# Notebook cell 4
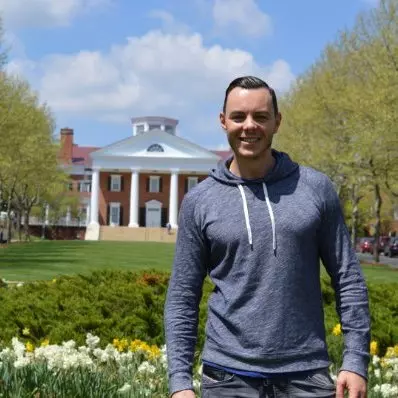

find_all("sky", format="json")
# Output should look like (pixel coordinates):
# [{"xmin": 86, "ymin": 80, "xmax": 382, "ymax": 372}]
[{"xmin": 2, "ymin": 0, "xmax": 379, "ymax": 150}]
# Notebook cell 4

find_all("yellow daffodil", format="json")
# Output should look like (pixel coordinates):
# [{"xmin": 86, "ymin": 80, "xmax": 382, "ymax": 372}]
[
  {"xmin": 25, "ymin": 341, "xmax": 34, "ymax": 353},
  {"xmin": 370, "ymin": 341, "xmax": 378, "ymax": 356},
  {"xmin": 147, "ymin": 345, "xmax": 161, "ymax": 360},
  {"xmin": 113, "ymin": 338, "xmax": 128, "ymax": 352},
  {"xmin": 332, "ymin": 323, "xmax": 342, "ymax": 336},
  {"xmin": 385, "ymin": 346, "xmax": 395, "ymax": 358}
]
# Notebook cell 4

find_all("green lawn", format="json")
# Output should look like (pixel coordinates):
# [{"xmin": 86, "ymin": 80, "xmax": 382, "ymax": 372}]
[
  {"xmin": 0, "ymin": 241, "xmax": 397, "ymax": 283},
  {"xmin": 0, "ymin": 241, "xmax": 175, "ymax": 281}
]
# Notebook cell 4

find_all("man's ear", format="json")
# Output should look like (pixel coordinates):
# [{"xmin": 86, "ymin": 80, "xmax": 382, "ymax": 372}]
[
  {"xmin": 274, "ymin": 112, "xmax": 282, "ymax": 134},
  {"xmin": 220, "ymin": 112, "xmax": 227, "ymax": 131}
]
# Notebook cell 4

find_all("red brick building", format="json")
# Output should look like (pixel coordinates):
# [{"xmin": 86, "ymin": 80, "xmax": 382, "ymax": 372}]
[{"xmin": 58, "ymin": 116, "xmax": 230, "ymax": 240}]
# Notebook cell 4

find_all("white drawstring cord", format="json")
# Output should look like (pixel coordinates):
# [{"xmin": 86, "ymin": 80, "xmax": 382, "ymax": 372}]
[
  {"xmin": 238, "ymin": 183, "xmax": 277, "ymax": 254},
  {"xmin": 263, "ymin": 183, "xmax": 276, "ymax": 255},
  {"xmin": 238, "ymin": 184, "xmax": 253, "ymax": 248}
]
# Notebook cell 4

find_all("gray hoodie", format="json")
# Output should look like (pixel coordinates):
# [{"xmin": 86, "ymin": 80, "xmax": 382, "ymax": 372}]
[{"xmin": 164, "ymin": 150, "xmax": 370, "ymax": 395}]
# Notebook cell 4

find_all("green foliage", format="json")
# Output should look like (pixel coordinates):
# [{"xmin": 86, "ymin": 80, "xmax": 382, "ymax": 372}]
[{"xmin": 0, "ymin": 270, "xmax": 396, "ymax": 366}]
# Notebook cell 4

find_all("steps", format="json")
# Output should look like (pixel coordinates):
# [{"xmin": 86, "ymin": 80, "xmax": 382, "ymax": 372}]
[{"xmin": 99, "ymin": 226, "xmax": 176, "ymax": 243}]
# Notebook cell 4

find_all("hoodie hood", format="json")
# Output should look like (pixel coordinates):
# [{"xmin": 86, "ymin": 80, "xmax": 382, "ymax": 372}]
[
  {"xmin": 209, "ymin": 150, "xmax": 299, "ymax": 254},
  {"xmin": 209, "ymin": 149, "xmax": 299, "ymax": 186}
]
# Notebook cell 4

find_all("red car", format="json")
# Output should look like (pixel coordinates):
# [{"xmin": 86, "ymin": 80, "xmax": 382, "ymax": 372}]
[
  {"xmin": 358, "ymin": 236, "xmax": 390, "ymax": 254},
  {"xmin": 359, "ymin": 238, "xmax": 374, "ymax": 253}
]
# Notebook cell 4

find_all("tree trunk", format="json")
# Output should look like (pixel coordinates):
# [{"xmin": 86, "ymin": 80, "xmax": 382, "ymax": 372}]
[
  {"xmin": 351, "ymin": 184, "xmax": 360, "ymax": 248},
  {"xmin": 24, "ymin": 209, "xmax": 31, "ymax": 241},
  {"xmin": 373, "ymin": 183, "xmax": 382, "ymax": 263},
  {"xmin": 16, "ymin": 211, "xmax": 22, "ymax": 241},
  {"xmin": 5, "ymin": 193, "xmax": 12, "ymax": 244}
]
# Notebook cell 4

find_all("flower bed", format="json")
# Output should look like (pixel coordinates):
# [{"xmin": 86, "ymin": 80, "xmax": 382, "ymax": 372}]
[
  {"xmin": 0, "ymin": 333, "xmax": 201, "ymax": 397},
  {"xmin": 0, "ymin": 332, "xmax": 396, "ymax": 397}
]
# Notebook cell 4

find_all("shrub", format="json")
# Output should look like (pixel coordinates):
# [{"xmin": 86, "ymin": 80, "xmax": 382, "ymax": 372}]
[{"xmin": 0, "ymin": 270, "xmax": 396, "ymax": 363}]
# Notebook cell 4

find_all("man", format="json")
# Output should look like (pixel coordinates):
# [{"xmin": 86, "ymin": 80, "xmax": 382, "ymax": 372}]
[{"xmin": 164, "ymin": 76, "xmax": 370, "ymax": 398}]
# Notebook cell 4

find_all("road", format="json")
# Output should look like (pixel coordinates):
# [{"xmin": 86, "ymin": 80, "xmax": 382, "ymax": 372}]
[{"xmin": 356, "ymin": 252, "xmax": 398, "ymax": 269}]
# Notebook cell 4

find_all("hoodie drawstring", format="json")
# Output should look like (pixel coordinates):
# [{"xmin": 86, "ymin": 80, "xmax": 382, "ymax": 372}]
[
  {"xmin": 238, "ymin": 185, "xmax": 253, "ymax": 248},
  {"xmin": 262, "ymin": 183, "xmax": 277, "ymax": 254},
  {"xmin": 238, "ymin": 183, "xmax": 277, "ymax": 254}
]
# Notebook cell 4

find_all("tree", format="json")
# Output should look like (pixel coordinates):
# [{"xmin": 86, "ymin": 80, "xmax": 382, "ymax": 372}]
[{"xmin": 276, "ymin": 0, "xmax": 398, "ymax": 262}]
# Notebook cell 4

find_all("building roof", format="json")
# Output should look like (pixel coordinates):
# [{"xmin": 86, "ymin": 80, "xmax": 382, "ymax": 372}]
[
  {"xmin": 72, "ymin": 145, "xmax": 232, "ymax": 167},
  {"xmin": 72, "ymin": 145, "xmax": 100, "ymax": 167}
]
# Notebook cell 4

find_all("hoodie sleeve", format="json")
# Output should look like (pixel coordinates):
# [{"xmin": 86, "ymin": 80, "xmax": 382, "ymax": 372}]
[
  {"xmin": 164, "ymin": 192, "xmax": 209, "ymax": 396},
  {"xmin": 318, "ymin": 177, "xmax": 370, "ymax": 379}
]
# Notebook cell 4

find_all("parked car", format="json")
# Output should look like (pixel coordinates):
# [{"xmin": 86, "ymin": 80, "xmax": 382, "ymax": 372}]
[
  {"xmin": 358, "ymin": 237, "xmax": 374, "ymax": 253},
  {"xmin": 384, "ymin": 237, "xmax": 398, "ymax": 257},
  {"xmin": 357, "ymin": 236, "xmax": 390, "ymax": 254},
  {"xmin": 379, "ymin": 236, "xmax": 391, "ymax": 254}
]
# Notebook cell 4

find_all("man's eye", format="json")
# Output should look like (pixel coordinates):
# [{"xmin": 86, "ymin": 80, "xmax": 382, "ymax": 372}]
[{"xmin": 232, "ymin": 115, "xmax": 245, "ymax": 122}]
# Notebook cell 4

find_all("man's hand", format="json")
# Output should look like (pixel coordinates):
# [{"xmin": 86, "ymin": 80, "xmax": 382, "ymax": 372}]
[
  {"xmin": 171, "ymin": 389, "xmax": 196, "ymax": 398},
  {"xmin": 336, "ymin": 370, "xmax": 367, "ymax": 398}
]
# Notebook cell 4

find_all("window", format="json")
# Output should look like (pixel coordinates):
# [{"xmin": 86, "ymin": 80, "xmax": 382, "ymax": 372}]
[
  {"xmin": 110, "ymin": 175, "xmax": 121, "ymax": 192},
  {"xmin": 79, "ymin": 181, "xmax": 91, "ymax": 192},
  {"xmin": 187, "ymin": 177, "xmax": 199, "ymax": 192},
  {"xmin": 165, "ymin": 125, "xmax": 174, "ymax": 134},
  {"xmin": 147, "ymin": 144, "xmax": 164, "ymax": 152},
  {"xmin": 148, "ymin": 124, "xmax": 161, "ymax": 131},
  {"xmin": 136, "ymin": 124, "xmax": 145, "ymax": 134},
  {"xmin": 67, "ymin": 182, "xmax": 74, "ymax": 191},
  {"xmin": 149, "ymin": 176, "xmax": 160, "ymax": 193}
]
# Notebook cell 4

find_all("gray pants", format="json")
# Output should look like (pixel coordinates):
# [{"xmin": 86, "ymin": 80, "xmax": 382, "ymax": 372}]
[{"xmin": 201, "ymin": 365, "xmax": 336, "ymax": 398}]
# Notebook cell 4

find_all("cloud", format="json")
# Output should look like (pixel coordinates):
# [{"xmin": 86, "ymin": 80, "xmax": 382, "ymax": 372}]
[
  {"xmin": 212, "ymin": 0, "xmax": 272, "ymax": 37},
  {"xmin": 9, "ymin": 30, "xmax": 295, "ymax": 139},
  {"xmin": 148, "ymin": 9, "xmax": 191, "ymax": 35},
  {"xmin": 0, "ymin": 0, "xmax": 111, "ymax": 28}
]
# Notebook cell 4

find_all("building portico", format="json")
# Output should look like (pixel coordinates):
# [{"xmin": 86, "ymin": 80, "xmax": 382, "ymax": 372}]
[{"xmin": 83, "ymin": 117, "xmax": 224, "ymax": 239}]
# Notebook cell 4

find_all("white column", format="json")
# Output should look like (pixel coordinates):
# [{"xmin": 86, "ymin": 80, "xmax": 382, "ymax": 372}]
[
  {"xmin": 86, "ymin": 204, "xmax": 90, "ymax": 225},
  {"xmin": 66, "ymin": 206, "xmax": 71, "ymax": 226},
  {"xmin": 168, "ymin": 170, "xmax": 179, "ymax": 229},
  {"xmin": 90, "ymin": 168, "xmax": 100, "ymax": 225},
  {"xmin": 45, "ymin": 204, "xmax": 50, "ymax": 226},
  {"xmin": 129, "ymin": 169, "xmax": 140, "ymax": 227}
]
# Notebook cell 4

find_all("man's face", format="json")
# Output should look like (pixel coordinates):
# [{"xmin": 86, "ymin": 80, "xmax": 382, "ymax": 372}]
[{"xmin": 220, "ymin": 87, "xmax": 281, "ymax": 160}]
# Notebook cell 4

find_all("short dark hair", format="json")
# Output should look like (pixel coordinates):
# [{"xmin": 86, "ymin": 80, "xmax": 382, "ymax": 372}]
[{"xmin": 222, "ymin": 76, "xmax": 279, "ymax": 116}]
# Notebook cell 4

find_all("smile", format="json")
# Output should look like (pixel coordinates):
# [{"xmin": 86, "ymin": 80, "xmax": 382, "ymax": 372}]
[{"xmin": 240, "ymin": 137, "xmax": 260, "ymax": 143}]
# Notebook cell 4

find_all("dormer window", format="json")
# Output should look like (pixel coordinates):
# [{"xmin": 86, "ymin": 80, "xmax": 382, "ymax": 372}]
[
  {"xmin": 147, "ymin": 144, "xmax": 164, "ymax": 152},
  {"xmin": 165, "ymin": 125, "xmax": 175, "ymax": 134},
  {"xmin": 148, "ymin": 124, "xmax": 162, "ymax": 131},
  {"xmin": 136, "ymin": 124, "xmax": 145, "ymax": 135}
]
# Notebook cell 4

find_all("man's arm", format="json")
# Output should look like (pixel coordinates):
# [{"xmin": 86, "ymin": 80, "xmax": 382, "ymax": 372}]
[
  {"xmin": 318, "ymin": 177, "xmax": 370, "ymax": 384},
  {"xmin": 164, "ymin": 193, "xmax": 208, "ymax": 396}
]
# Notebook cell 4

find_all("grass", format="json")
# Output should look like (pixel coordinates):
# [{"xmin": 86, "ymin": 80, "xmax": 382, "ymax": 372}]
[
  {"xmin": 0, "ymin": 241, "xmax": 175, "ymax": 281},
  {"xmin": 0, "ymin": 240, "xmax": 397, "ymax": 283}
]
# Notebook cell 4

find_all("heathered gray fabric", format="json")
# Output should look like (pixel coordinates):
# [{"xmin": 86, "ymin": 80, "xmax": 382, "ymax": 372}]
[{"xmin": 164, "ymin": 150, "xmax": 370, "ymax": 396}]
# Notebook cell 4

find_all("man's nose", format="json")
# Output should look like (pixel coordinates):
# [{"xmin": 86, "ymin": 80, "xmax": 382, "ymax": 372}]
[{"xmin": 242, "ymin": 116, "xmax": 256, "ymax": 130}]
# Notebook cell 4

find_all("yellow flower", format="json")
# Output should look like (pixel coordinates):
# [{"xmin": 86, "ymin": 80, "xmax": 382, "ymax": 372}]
[
  {"xmin": 25, "ymin": 341, "xmax": 34, "ymax": 353},
  {"xmin": 385, "ymin": 346, "xmax": 395, "ymax": 358},
  {"xmin": 52, "ymin": 279, "xmax": 57, "ymax": 283},
  {"xmin": 41, "ymin": 339, "xmax": 49, "ymax": 347},
  {"xmin": 147, "ymin": 345, "xmax": 161, "ymax": 360},
  {"xmin": 22, "ymin": 327, "xmax": 30, "ymax": 336},
  {"xmin": 370, "ymin": 341, "xmax": 378, "ymax": 356},
  {"xmin": 332, "ymin": 323, "xmax": 342, "ymax": 336},
  {"xmin": 113, "ymin": 338, "xmax": 128, "ymax": 352},
  {"xmin": 129, "ymin": 339, "xmax": 145, "ymax": 352}
]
